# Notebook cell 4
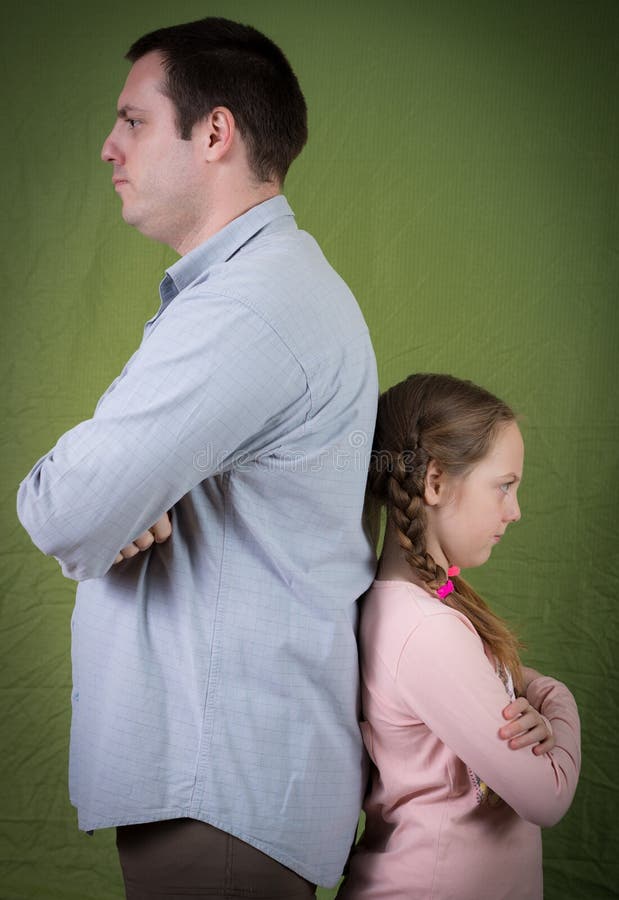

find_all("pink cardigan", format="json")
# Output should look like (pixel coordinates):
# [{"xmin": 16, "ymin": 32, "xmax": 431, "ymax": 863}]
[{"xmin": 340, "ymin": 580, "xmax": 580, "ymax": 900}]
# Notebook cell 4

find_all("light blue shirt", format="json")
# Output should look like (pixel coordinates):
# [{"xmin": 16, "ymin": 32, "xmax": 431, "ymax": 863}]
[{"xmin": 17, "ymin": 195, "xmax": 378, "ymax": 886}]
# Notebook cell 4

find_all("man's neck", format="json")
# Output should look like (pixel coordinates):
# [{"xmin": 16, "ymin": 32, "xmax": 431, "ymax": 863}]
[{"xmin": 175, "ymin": 183, "xmax": 281, "ymax": 256}]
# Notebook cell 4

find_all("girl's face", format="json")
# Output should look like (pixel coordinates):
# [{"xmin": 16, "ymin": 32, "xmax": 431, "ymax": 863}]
[{"xmin": 425, "ymin": 421, "xmax": 524, "ymax": 572}]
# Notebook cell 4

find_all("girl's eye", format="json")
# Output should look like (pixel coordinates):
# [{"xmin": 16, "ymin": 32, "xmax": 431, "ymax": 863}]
[{"xmin": 499, "ymin": 482, "xmax": 513, "ymax": 495}]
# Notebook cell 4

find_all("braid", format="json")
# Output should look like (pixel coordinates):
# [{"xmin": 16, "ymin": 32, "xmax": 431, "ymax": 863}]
[{"xmin": 386, "ymin": 448, "xmax": 445, "ymax": 593}]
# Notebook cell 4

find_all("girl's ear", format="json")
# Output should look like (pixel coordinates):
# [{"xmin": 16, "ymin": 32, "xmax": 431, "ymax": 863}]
[{"xmin": 424, "ymin": 460, "xmax": 444, "ymax": 506}]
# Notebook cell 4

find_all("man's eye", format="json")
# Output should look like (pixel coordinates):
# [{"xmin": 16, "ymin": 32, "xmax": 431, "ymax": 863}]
[{"xmin": 127, "ymin": 118, "xmax": 139, "ymax": 129}]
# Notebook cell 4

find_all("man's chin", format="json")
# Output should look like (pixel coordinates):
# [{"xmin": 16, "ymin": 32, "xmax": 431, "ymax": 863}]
[
  {"xmin": 121, "ymin": 207, "xmax": 150, "ymax": 236},
  {"xmin": 120, "ymin": 210, "xmax": 169, "ymax": 246},
  {"xmin": 121, "ymin": 205, "xmax": 138, "ymax": 227}
]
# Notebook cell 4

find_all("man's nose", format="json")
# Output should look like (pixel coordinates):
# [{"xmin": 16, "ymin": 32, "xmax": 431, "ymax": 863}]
[{"xmin": 101, "ymin": 129, "xmax": 122, "ymax": 164}]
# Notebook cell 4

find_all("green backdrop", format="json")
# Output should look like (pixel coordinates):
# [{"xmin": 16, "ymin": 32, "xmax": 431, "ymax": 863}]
[{"xmin": 2, "ymin": 1, "xmax": 617, "ymax": 898}]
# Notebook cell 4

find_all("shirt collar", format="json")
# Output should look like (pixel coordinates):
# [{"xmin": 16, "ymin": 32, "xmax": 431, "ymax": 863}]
[{"xmin": 160, "ymin": 195, "xmax": 295, "ymax": 304}]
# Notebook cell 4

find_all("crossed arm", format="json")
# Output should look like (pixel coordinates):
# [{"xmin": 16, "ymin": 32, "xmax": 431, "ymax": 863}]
[
  {"xmin": 500, "ymin": 666, "xmax": 556, "ymax": 754},
  {"xmin": 17, "ymin": 290, "xmax": 309, "ymax": 581},
  {"xmin": 397, "ymin": 615, "xmax": 580, "ymax": 826}
]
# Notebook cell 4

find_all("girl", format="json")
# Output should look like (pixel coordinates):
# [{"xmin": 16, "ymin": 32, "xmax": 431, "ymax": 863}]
[{"xmin": 340, "ymin": 374, "xmax": 580, "ymax": 900}]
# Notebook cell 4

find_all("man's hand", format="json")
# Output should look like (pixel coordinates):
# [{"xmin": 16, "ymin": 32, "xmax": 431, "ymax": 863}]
[
  {"xmin": 499, "ymin": 695, "xmax": 555, "ymax": 755},
  {"xmin": 113, "ymin": 512, "xmax": 172, "ymax": 564}
]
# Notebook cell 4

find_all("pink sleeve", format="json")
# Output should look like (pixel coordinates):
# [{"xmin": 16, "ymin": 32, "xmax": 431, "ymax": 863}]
[{"xmin": 397, "ymin": 612, "xmax": 581, "ymax": 827}]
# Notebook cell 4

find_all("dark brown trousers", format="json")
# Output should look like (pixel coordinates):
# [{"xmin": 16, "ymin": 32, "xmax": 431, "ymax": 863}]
[{"xmin": 116, "ymin": 818, "xmax": 316, "ymax": 900}]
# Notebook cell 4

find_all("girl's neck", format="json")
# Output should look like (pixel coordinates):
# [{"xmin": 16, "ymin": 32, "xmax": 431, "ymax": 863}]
[
  {"xmin": 375, "ymin": 523, "xmax": 414, "ymax": 582},
  {"xmin": 377, "ymin": 521, "xmax": 449, "ymax": 582}
]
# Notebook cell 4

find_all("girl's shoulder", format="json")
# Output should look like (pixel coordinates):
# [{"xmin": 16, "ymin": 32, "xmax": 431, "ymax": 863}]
[
  {"xmin": 364, "ymin": 578, "xmax": 474, "ymax": 621},
  {"xmin": 360, "ymin": 579, "xmax": 480, "ymax": 658}
]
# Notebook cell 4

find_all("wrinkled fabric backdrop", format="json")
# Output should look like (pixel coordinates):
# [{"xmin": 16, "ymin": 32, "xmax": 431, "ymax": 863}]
[{"xmin": 2, "ymin": 1, "xmax": 617, "ymax": 898}]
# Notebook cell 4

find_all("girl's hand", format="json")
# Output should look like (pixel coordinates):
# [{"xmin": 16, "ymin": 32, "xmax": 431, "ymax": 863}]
[{"xmin": 499, "ymin": 696, "xmax": 555, "ymax": 755}]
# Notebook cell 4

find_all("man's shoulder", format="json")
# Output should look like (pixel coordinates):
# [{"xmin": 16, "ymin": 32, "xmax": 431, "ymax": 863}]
[
  {"xmin": 180, "ymin": 227, "xmax": 371, "ymax": 356},
  {"xmin": 205, "ymin": 224, "xmax": 348, "ymax": 300}
]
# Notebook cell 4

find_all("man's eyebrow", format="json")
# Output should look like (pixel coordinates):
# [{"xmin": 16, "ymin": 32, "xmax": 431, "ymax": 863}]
[{"xmin": 117, "ymin": 105, "xmax": 148, "ymax": 119}]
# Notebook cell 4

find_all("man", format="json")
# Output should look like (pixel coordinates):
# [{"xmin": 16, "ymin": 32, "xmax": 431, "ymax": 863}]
[{"xmin": 17, "ymin": 17, "xmax": 378, "ymax": 900}]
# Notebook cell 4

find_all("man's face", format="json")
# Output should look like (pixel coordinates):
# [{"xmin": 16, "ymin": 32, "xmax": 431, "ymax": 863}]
[{"xmin": 101, "ymin": 51, "xmax": 206, "ymax": 251}]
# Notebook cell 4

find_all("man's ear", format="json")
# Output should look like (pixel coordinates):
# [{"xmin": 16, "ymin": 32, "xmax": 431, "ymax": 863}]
[
  {"xmin": 423, "ymin": 460, "xmax": 444, "ymax": 506},
  {"xmin": 196, "ymin": 106, "xmax": 236, "ymax": 162}
]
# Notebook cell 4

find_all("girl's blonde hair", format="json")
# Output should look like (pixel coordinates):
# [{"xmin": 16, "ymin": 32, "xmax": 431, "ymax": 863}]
[{"xmin": 368, "ymin": 373, "xmax": 523, "ymax": 692}]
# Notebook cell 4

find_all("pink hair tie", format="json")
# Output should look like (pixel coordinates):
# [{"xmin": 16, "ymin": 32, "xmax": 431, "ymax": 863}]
[{"xmin": 436, "ymin": 566, "xmax": 461, "ymax": 599}]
